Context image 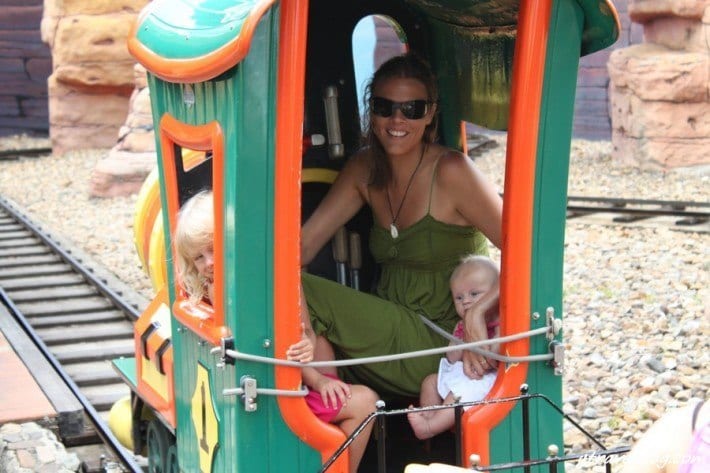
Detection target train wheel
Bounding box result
[165,444,179,473]
[146,420,171,472]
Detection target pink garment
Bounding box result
[679,401,709,473]
[305,373,345,423]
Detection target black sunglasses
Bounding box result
[371,97,430,120]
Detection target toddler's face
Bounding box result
[192,244,214,284]
[451,268,494,319]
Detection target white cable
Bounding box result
[417,315,553,363]
[221,325,553,368]
[223,386,309,397]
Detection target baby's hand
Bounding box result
[286,324,314,362]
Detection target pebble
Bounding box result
[0,423,81,473]
[0,134,707,471]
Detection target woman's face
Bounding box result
[371,77,435,159]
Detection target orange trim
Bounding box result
[134,287,176,427]
[461,0,551,465]
[460,120,468,156]
[272,0,348,471]
[605,0,621,38]
[128,0,277,83]
[159,114,231,346]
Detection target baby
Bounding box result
[408,255,500,440]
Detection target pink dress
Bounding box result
[679,401,709,473]
[305,373,345,423]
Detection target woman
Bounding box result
[301,53,502,398]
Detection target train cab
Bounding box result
[110,0,620,471]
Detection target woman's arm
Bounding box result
[462,280,500,378]
[286,322,315,362]
[301,154,369,266]
[623,403,698,473]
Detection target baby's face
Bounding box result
[192,243,214,284]
[451,268,494,318]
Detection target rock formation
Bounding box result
[40,0,148,155]
[608,0,709,168]
[90,64,156,197]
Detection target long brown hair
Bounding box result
[363,52,439,188]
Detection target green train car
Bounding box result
[110,0,620,471]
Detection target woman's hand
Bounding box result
[462,282,499,378]
[313,374,351,409]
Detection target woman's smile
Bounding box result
[372,78,433,157]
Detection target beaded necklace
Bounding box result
[385,144,426,239]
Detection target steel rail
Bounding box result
[0,195,144,471]
[0,196,142,320]
[568,195,709,209]
[566,195,709,220]
[0,147,52,159]
[0,287,142,473]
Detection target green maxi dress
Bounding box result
[303,211,489,398]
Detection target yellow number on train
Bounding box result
[191,363,219,472]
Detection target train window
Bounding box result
[352,16,376,117]
[351,15,407,132]
[174,146,213,206]
[158,115,229,345]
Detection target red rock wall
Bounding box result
[575,0,644,140]
[0,0,51,136]
[608,0,709,168]
[41,0,149,155]
[90,64,156,197]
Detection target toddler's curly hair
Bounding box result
[174,190,213,303]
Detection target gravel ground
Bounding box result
[0,134,707,471]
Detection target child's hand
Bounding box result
[313,376,351,409]
[286,323,314,362]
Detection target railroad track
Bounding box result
[0,196,146,472]
[566,195,709,230]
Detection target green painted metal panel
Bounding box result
[146,8,320,472]
[112,357,137,388]
[487,0,587,470]
[429,16,515,139]
[402,0,616,55]
[135,0,267,59]
[408,0,616,141]
[404,0,518,26]
[576,0,620,55]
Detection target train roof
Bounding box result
[129,0,619,83]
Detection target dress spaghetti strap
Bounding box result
[426,154,443,215]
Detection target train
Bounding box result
[108,0,621,471]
